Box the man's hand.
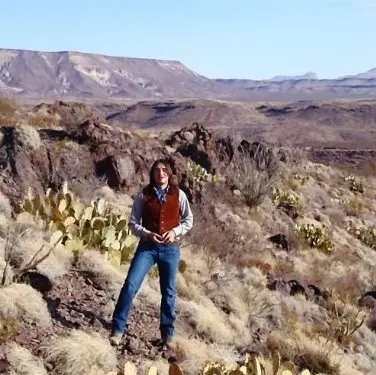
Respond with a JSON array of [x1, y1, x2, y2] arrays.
[[148, 232, 164, 243], [162, 230, 176, 244]]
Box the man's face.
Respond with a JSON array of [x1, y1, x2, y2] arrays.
[[153, 163, 169, 187]]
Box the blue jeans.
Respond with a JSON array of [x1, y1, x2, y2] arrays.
[[112, 240, 180, 339]]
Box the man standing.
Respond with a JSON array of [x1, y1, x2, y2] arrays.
[[110, 159, 193, 348]]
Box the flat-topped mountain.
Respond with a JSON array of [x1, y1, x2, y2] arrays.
[[0, 49, 225, 99]]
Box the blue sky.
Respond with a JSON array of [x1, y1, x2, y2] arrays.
[[1, 0, 376, 79]]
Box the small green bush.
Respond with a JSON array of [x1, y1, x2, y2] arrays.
[[272, 187, 300, 207], [293, 173, 310, 185], [297, 223, 335, 253], [347, 222, 376, 250], [345, 176, 364, 194], [340, 198, 363, 217]]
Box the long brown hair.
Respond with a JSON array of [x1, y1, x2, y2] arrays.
[[149, 159, 177, 187]]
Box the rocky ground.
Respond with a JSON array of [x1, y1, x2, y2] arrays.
[[0, 267, 180, 373]]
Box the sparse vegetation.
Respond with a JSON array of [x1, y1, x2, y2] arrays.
[[0, 315, 19, 343], [0, 116, 375, 375], [297, 222, 335, 253], [14, 124, 42, 150], [225, 148, 279, 208], [272, 187, 300, 207], [345, 175, 364, 194], [6, 343, 49, 375], [347, 221, 376, 250], [26, 111, 60, 129], [41, 330, 117, 375], [324, 291, 367, 346], [0, 97, 18, 125]]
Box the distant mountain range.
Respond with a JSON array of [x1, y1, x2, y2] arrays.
[[269, 72, 319, 81], [1, 48, 376, 100]]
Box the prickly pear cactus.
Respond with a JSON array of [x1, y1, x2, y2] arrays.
[[19, 182, 138, 263]]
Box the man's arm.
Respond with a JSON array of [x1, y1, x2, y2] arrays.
[[172, 189, 193, 238], [129, 190, 151, 239]]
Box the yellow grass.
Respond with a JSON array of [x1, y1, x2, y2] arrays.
[[6, 342, 49, 375], [41, 330, 117, 375]]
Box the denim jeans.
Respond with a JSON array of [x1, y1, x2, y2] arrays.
[[112, 240, 180, 339]]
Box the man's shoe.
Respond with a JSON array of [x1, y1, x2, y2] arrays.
[[109, 331, 123, 346], [161, 336, 173, 350]]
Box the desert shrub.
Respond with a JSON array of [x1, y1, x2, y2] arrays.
[[58, 102, 95, 131], [19, 183, 138, 264], [340, 198, 364, 217], [272, 187, 300, 207], [41, 330, 117, 375], [26, 112, 59, 129], [293, 173, 310, 186], [345, 176, 364, 193], [0, 97, 17, 125], [297, 223, 335, 253], [0, 283, 52, 327], [186, 203, 244, 278], [1, 224, 63, 285], [347, 221, 376, 250], [14, 124, 42, 150], [0, 315, 19, 343], [6, 342, 49, 375], [324, 291, 367, 346], [266, 331, 340, 375], [224, 149, 279, 208], [0, 190, 12, 218]]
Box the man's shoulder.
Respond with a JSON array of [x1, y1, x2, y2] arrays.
[[140, 184, 152, 195], [177, 188, 189, 200]]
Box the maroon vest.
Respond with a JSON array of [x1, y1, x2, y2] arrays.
[[142, 185, 180, 235]]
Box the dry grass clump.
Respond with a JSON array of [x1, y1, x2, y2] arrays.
[[0, 283, 51, 328], [77, 249, 125, 294], [280, 295, 326, 327], [222, 281, 280, 329], [6, 342, 48, 375], [14, 124, 42, 151], [351, 325, 376, 372], [41, 330, 117, 375], [266, 330, 341, 375], [176, 271, 202, 302], [0, 314, 19, 343], [93, 187, 134, 215], [0, 190, 12, 218], [174, 336, 240, 375], [0, 246, 14, 285], [25, 110, 61, 129], [0, 97, 18, 125], [180, 297, 239, 345], [10, 227, 72, 282]]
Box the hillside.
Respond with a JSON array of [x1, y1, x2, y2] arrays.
[[0, 113, 376, 374], [2, 48, 376, 100], [0, 49, 226, 99], [102, 98, 376, 149]]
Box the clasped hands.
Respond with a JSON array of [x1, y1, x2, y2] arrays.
[[148, 230, 176, 244]]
